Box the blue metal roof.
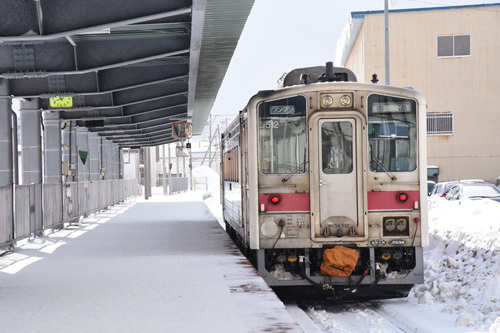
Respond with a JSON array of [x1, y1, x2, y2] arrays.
[[352, 3, 500, 19]]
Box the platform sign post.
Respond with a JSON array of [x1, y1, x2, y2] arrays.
[[171, 122, 193, 140]]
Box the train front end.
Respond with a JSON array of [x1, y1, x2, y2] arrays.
[[245, 65, 427, 299]]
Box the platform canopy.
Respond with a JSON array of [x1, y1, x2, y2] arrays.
[[0, 0, 254, 147]]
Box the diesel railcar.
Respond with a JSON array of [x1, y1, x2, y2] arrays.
[[221, 63, 427, 299]]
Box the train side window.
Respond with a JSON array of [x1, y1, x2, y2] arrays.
[[367, 94, 417, 173], [258, 96, 307, 174]]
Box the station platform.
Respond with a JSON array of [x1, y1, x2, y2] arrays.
[[0, 193, 303, 332]]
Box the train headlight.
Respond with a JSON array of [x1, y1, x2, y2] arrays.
[[319, 93, 353, 108], [384, 218, 396, 232], [396, 218, 407, 231], [339, 94, 352, 106], [383, 216, 410, 237], [322, 95, 334, 107]]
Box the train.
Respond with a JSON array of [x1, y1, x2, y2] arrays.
[[220, 62, 427, 300]]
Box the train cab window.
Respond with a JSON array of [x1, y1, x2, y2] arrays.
[[258, 96, 307, 174], [321, 121, 353, 174], [367, 95, 417, 173]]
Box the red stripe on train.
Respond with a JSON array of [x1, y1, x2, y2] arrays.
[[259, 193, 310, 212], [367, 191, 420, 210]]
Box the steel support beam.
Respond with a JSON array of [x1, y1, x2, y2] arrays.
[[105, 140, 114, 180], [69, 122, 78, 182], [114, 145, 121, 180], [20, 99, 42, 185], [0, 80, 12, 186], [77, 127, 89, 183], [119, 148, 124, 179], [88, 132, 100, 181], [61, 121, 70, 182], [42, 111, 62, 184], [20, 99, 43, 236], [0, 78, 13, 244]]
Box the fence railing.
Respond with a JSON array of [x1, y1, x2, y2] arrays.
[[0, 179, 138, 249], [169, 177, 189, 194], [0, 186, 13, 248]]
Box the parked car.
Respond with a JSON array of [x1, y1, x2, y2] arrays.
[[430, 179, 484, 197], [427, 181, 436, 196], [430, 181, 457, 197], [446, 183, 500, 204]]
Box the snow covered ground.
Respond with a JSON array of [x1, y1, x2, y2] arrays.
[[2, 164, 499, 332], [0, 182, 301, 332], [196, 165, 500, 332]]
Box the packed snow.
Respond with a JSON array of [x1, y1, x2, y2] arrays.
[[412, 197, 500, 331]]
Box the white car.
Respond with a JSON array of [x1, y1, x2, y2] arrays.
[[446, 183, 500, 204]]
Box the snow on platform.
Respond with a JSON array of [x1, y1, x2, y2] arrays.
[[0, 193, 302, 332]]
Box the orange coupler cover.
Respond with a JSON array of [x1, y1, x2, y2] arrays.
[[320, 247, 359, 277]]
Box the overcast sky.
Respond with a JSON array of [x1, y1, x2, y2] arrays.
[[208, 0, 499, 126]]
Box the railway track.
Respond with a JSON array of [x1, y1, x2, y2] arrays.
[[287, 300, 419, 333]]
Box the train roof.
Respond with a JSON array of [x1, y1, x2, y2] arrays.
[[282, 62, 357, 87]]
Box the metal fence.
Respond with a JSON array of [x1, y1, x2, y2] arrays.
[[0, 186, 13, 248], [15, 184, 43, 241], [0, 179, 138, 248], [44, 183, 63, 229], [152, 177, 190, 195], [169, 177, 189, 194]]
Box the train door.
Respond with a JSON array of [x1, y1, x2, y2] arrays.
[[309, 114, 365, 240], [240, 115, 249, 247]]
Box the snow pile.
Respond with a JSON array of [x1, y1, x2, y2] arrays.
[[411, 197, 500, 330]]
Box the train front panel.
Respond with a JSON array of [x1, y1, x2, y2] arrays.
[[240, 82, 427, 298]]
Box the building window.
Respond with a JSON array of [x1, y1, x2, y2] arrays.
[[427, 113, 453, 135], [437, 35, 470, 57]]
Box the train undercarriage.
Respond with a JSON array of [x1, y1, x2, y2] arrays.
[[225, 221, 423, 300]]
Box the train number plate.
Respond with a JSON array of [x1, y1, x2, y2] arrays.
[[287, 226, 299, 238]]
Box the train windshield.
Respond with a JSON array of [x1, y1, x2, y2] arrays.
[[258, 96, 307, 174], [368, 94, 417, 173]]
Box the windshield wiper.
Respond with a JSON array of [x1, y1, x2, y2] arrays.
[[282, 160, 308, 182], [371, 155, 397, 181]]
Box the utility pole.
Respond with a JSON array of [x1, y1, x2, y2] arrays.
[[168, 143, 172, 194], [188, 141, 193, 190], [384, 0, 390, 85], [144, 147, 151, 200], [176, 142, 180, 177], [162, 144, 167, 194], [208, 114, 212, 164], [182, 141, 186, 178]]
